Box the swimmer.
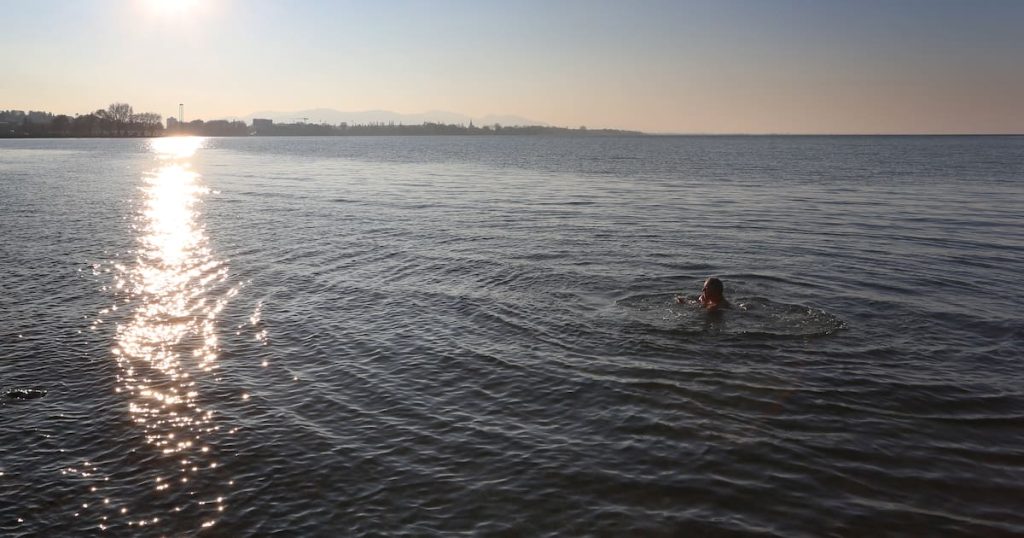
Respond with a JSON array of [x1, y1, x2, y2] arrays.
[[676, 277, 730, 310]]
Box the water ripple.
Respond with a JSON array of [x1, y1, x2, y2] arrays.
[[2, 136, 1023, 535]]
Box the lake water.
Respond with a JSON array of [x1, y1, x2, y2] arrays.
[[1, 135, 1022, 535]]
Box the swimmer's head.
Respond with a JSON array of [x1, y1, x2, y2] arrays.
[[702, 277, 724, 300]]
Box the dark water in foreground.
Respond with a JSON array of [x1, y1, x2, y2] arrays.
[[1, 135, 1023, 536]]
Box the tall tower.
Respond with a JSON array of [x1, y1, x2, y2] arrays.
[[178, 103, 184, 124]]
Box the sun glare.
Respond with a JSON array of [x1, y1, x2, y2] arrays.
[[150, 137, 204, 159], [147, 0, 200, 15]]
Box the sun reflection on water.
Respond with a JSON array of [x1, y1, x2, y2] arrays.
[[150, 136, 204, 159], [109, 136, 233, 530]]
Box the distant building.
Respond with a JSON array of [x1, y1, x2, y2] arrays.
[[167, 117, 179, 131], [252, 118, 273, 134]]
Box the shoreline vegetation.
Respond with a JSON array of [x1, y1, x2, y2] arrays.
[[1, 103, 641, 138]]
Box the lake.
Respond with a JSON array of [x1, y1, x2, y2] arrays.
[[1, 135, 1023, 535]]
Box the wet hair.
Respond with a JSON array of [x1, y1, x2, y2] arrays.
[[704, 277, 724, 297]]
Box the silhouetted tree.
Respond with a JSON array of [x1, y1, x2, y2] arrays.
[[92, 109, 112, 136], [132, 112, 163, 136], [106, 103, 133, 136], [51, 115, 72, 136], [71, 114, 98, 137]]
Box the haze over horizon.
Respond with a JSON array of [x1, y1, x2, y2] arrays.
[[3, 0, 1023, 134]]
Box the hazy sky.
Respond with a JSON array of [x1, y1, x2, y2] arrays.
[[2, 0, 1022, 133]]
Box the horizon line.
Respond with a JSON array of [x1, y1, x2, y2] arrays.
[[647, 132, 1024, 136], [5, 105, 1021, 137], [6, 105, 1021, 138]]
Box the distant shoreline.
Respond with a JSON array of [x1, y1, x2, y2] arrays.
[[3, 133, 1022, 140], [0, 132, 644, 139], [0, 125, 644, 139], [2, 104, 644, 138]]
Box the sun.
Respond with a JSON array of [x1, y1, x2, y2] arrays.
[[146, 0, 200, 15]]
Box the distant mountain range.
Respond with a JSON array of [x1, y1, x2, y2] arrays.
[[233, 108, 547, 127]]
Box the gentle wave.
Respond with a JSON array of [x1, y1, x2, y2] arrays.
[[2, 136, 1023, 535]]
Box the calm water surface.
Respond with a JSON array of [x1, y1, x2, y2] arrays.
[[1, 135, 1023, 535]]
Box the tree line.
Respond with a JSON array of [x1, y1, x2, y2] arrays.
[[253, 121, 640, 137], [0, 103, 164, 137], [168, 119, 250, 137], [1, 102, 643, 138]]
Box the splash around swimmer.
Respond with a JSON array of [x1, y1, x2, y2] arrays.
[[615, 278, 844, 337], [676, 277, 730, 310]]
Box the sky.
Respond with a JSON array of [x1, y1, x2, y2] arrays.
[[1, 0, 1022, 134]]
